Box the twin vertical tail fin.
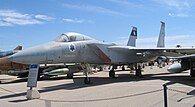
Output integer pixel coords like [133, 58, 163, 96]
[14, 45, 22, 50]
[157, 21, 165, 48]
[127, 22, 164, 47]
[127, 26, 137, 47]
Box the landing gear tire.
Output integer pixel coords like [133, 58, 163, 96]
[135, 65, 142, 77]
[190, 70, 195, 77]
[37, 74, 41, 80]
[122, 66, 125, 71]
[84, 77, 91, 84]
[38, 68, 44, 80]
[67, 73, 73, 79]
[99, 66, 103, 71]
[109, 70, 115, 78]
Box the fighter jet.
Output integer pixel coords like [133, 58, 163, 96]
[0, 45, 22, 58]
[8, 22, 169, 84]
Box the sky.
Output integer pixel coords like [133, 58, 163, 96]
[1, 0, 195, 50]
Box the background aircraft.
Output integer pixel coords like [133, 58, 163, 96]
[167, 54, 195, 77]
[0, 45, 28, 76]
[0, 46, 22, 58]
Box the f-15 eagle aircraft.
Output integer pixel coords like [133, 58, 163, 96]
[8, 22, 167, 84]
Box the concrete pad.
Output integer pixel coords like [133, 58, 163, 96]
[0, 65, 194, 107]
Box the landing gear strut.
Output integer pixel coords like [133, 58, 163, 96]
[122, 65, 125, 71]
[84, 77, 91, 84]
[84, 70, 91, 84]
[135, 64, 142, 77]
[82, 64, 91, 84]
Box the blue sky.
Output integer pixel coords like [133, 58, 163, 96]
[0, 0, 195, 50]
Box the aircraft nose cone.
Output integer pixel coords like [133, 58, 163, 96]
[7, 42, 54, 64]
[8, 49, 44, 64]
[7, 52, 26, 64]
[7, 42, 59, 64]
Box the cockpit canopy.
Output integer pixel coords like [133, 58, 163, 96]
[54, 32, 94, 42]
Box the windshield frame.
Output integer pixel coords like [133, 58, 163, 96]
[54, 33, 93, 42]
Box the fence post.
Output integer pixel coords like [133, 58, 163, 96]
[163, 83, 168, 107]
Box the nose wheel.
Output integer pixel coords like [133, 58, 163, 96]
[67, 73, 73, 79]
[122, 65, 125, 71]
[84, 77, 91, 84]
[190, 71, 195, 77]
[190, 62, 195, 77]
[84, 71, 91, 84]
[109, 69, 115, 78]
[190, 68, 195, 77]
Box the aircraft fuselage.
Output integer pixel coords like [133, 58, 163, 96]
[9, 40, 157, 65]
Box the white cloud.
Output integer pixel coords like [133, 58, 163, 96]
[161, 0, 190, 11]
[168, 13, 189, 17]
[153, 0, 191, 17]
[35, 14, 54, 21]
[2, 17, 42, 25]
[0, 21, 13, 26]
[113, 35, 194, 48]
[63, 4, 125, 16]
[109, 0, 143, 8]
[63, 18, 83, 23]
[63, 18, 94, 23]
[0, 10, 31, 19]
[166, 35, 190, 41]
[137, 35, 195, 48]
[0, 10, 53, 26]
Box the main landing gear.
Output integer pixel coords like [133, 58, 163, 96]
[190, 62, 195, 77]
[190, 71, 195, 77]
[190, 67, 195, 77]
[135, 64, 142, 77]
[109, 65, 117, 78]
[82, 64, 92, 84]
[109, 69, 115, 78]
[122, 65, 125, 71]
[67, 73, 74, 79]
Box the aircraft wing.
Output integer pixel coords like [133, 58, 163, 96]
[108, 46, 195, 56]
[108, 46, 164, 52]
[108, 46, 163, 50]
[168, 54, 195, 59]
[109, 46, 195, 51]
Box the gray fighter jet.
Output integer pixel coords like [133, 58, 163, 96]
[8, 22, 169, 84]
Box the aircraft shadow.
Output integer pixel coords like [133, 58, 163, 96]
[0, 75, 82, 84]
[1, 72, 194, 102]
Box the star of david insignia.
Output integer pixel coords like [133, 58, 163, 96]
[69, 44, 76, 52]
